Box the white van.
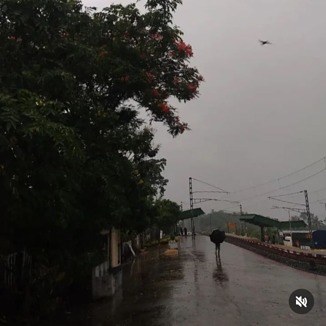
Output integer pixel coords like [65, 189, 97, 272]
[283, 236, 292, 247]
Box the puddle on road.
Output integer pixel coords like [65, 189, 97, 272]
[212, 257, 229, 284]
[212, 268, 229, 283]
[38, 245, 183, 326]
[39, 239, 235, 326]
[157, 268, 184, 281]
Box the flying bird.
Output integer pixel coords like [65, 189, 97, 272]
[259, 40, 272, 46]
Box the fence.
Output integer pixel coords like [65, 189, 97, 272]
[92, 260, 122, 300]
[0, 250, 32, 290]
[93, 260, 110, 278]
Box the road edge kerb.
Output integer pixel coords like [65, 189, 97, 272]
[199, 233, 326, 276]
[224, 235, 326, 276]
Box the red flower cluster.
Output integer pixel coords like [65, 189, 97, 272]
[150, 33, 163, 41]
[99, 49, 109, 59]
[120, 75, 130, 82]
[159, 102, 170, 113]
[59, 31, 69, 39]
[146, 72, 155, 82]
[151, 89, 160, 98]
[167, 50, 175, 58]
[173, 77, 181, 85]
[176, 40, 193, 57]
[187, 83, 197, 93]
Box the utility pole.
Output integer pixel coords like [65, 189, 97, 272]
[188, 177, 229, 236]
[240, 204, 243, 235]
[288, 210, 292, 231]
[304, 190, 312, 239]
[189, 177, 194, 236]
[179, 201, 185, 229]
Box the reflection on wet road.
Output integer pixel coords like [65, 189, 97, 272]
[55, 235, 326, 326]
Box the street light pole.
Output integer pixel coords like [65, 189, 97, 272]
[189, 177, 194, 235]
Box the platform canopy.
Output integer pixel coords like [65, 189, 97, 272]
[180, 208, 205, 220]
[240, 214, 307, 229]
[240, 214, 280, 241]
[278, 220, 307, 229]
[240, 214, 280, 228]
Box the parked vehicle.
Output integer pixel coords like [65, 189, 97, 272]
[312, 230, 326, 249]
[279, 230, 313, 248]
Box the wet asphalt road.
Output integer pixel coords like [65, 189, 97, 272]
[56, 235, 326, 326]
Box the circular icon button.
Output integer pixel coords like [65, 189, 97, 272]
[289, 289, 314, 314]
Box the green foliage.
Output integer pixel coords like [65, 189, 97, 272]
[0, 0, 202, 318]
[295, 213, 326, 230]
[144, 236, 171, 248]
[154, 199, 181, 234]
[196, 211, 261, 238]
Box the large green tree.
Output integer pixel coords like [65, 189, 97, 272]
[154, 199, 181, 234]
[0, 0, 202, 315]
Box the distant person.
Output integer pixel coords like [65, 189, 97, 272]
[179, 227, 183, 236]
[184, 227, 187, 236]
[210, 229, 226, 258]
[216, 243, 221, 257]
[272, 234, 276, 244]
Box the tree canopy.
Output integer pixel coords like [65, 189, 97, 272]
[0, 0, 203, 316]
[154, 198, 181, 234]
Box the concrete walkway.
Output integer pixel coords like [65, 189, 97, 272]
[48, 235, 326, 326]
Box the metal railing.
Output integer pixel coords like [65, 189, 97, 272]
[0, 250, 32, 289]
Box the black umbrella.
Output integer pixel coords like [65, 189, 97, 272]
[210, 229, 226, 244]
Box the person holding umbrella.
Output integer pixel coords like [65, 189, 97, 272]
[210, 228, 226, 257]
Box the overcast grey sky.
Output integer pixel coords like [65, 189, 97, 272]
[83, 0, 326, 221]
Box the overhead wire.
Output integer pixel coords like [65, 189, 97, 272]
[192, 178, 229, 193]
[310, 197, 326, 205]
[306, 186, 326, 207]
[230, 156, 326, 194]
[193, 190, 227, 194]
[267, 197, 306, 207]
[268, 191, 304, 198]
[271, 206, 306, 213]
[310, 186, 326, 195]
[221, 168, 326, 211]
[194, 198, 239, 204]
[277, 168, 326, 190]
[191, 156, 326, 216]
